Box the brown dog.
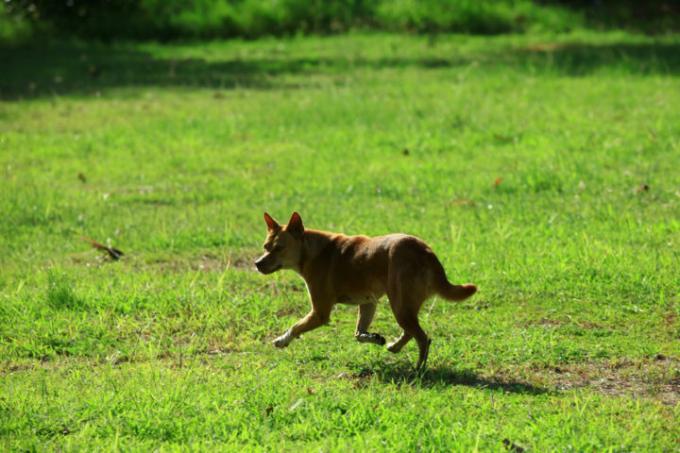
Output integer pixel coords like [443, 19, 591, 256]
[255, 212, 477, 369]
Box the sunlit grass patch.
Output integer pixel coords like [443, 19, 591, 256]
[1, 32, 679, 450]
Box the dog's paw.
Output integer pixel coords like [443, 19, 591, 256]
[273, 330, 293, 348]
[355, 332, 386, 346]
[386, 340, 402, 353]
[273, 337, 289, 348]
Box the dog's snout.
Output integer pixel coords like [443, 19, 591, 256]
[254, 253, 281, 274]
[255, 255, 270, 273]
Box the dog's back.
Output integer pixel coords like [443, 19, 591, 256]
[302, 231, 475, 303]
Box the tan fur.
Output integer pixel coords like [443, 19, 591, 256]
[255, 212, 477, 369]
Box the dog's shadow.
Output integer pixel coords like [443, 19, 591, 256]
[349, 362, 548, 395]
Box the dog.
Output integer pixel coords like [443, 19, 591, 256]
[255, 212, 477, 369]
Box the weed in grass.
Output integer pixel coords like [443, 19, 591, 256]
[45, 270, 84, 311]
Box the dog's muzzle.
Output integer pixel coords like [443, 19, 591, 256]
[255, 256, 280, 274]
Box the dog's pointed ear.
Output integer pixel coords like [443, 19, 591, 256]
[287, 212, 304, 238]
[264, 212, 281, 232]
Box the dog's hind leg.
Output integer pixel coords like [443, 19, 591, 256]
[394, 309, 430, 370]
[386, 331, 412, 353]
[355, 302, 386, 345]
[386, 264, 430, 369]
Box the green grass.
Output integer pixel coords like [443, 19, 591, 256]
[2, 0, 583, 40]
[1, 31, 679, 451]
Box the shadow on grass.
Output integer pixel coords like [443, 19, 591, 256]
[513, 41, 680, 76]
[0, 40, 678, 100]
[354, 362, 549, 395]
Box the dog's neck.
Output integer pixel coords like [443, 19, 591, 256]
[297, 229, 334, 277]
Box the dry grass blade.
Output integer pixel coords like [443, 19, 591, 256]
[81, 236, 124, 260]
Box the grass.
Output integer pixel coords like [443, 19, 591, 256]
[1, 0, 583, 40]
[1, 31, 679, 450]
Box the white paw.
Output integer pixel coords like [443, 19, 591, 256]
[386, 341, 402, 353]
[273, 330, 293, 348]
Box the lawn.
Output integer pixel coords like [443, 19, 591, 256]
[1, 31, 679, 451]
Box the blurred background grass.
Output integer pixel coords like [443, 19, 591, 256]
[1, 0, 678, 43]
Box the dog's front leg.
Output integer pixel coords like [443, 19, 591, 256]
[355, 302, 386, 345]
[273, 308, 330, 348]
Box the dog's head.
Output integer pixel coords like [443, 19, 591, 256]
[255, 212, 304, 274]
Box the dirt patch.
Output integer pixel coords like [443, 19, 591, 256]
[69, 251, 114, 267]
[352, 356, 679, 405]
[521, 317, 604, 330]
[575, 320, 604, 330]
[70, 248, 259, 273]
[526, 317, 565, 328]
[143, 250, 257, 273]
[336, 368, 375, 389]
[448, 197, 476, 207]
[529, 355, 680, 405]
[523, 43, 566, 53]
[275, 306, 300, 317]
[0, 362, 35, 374]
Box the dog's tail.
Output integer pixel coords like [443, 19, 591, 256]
[437, 281, 477, 301]
[432, 258, 477, 301]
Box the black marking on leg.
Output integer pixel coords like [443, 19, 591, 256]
[355, 331, 386, 345]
